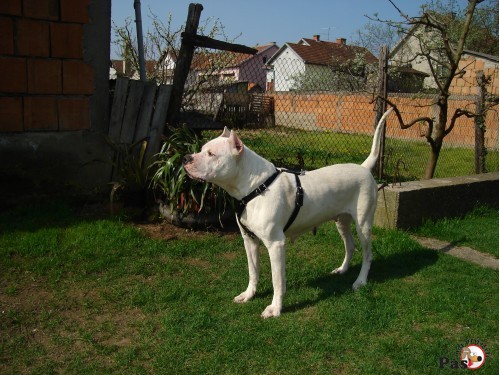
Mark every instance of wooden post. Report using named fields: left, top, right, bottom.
left=166, top=3, right=204, bottom=126
left=474, top=70, right=487, bottom=174
left=165, top=3, right=257, bottom=129
left=374, top=45, right=389, bottom=179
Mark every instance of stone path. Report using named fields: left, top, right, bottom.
left=412, top=236, right=499, bottom=270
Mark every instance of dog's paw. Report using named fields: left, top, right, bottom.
left=331, top=266, right=347, bottom=275
left=261, top=305, right=281, bottom=318
left=352, top=279, right=367, bottom=291
left=233, top=291, right=254, bottom=304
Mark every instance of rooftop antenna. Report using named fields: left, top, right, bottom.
left=320, top=27, right=334, bottom=41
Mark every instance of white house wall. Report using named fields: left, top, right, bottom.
left=270, top=49, right=306, bottom=91
left=391, top=33, right=436, bottom=89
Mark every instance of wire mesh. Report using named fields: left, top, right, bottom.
left=178, top=49, right=499, bottom=182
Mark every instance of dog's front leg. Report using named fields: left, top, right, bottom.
left=261, top=238, right=286, bottom=318
left=234, top=235, right=260, bottom=304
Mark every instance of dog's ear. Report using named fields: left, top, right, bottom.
left=220, top=127, right=231, bottom=138
left=229, top=130, right=244, bottom=155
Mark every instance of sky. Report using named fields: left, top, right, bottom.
left=110, top=0, right=460, bottom=58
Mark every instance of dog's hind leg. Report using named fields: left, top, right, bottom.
left=331, top=214, right=356, bottom=275
left=234, top=235, right=260, bottom=304
left=352, top=216, right=373, bottom=291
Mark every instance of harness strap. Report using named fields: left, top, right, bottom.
left=236, top=169, right=304, bottom=238
left=239, top=170, right=281, bottom=206
left=283, top=173, right=304, bottom=232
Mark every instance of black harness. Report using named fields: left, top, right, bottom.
left=235, top=169, right=305, bottom=238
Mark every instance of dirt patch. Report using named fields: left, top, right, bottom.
left=133, top=220, right=239, bottom=242
left=79, top=201, right=240, bottom=242
left=134, top=221, right=205, bottom=241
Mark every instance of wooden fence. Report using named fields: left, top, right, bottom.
left=108, top=77, right=172, bottom=162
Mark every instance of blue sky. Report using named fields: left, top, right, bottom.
left=110, top=0, right=459, bottom=58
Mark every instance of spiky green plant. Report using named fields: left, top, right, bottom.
left=150, top=125, right=233, bottom=217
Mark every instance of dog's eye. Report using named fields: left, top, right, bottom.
left=207, top=151, right=215, bottom=157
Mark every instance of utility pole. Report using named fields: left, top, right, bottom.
left=134, top=0, right=146, bottom=81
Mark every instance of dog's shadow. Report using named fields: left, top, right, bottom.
left=282, top=247, right=439, bottom=314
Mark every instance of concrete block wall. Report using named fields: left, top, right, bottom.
left=450, top=55, right=499, bottom=96
left=374, top=172, right=499, bottom=229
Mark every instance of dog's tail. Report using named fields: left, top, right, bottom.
left=361, top=108, right=393, bottom=171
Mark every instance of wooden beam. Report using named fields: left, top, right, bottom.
left=181, top=32, right=258, bottom=55
left=166, top=3, right=258, bottom=128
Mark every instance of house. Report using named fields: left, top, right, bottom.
left=110, top=56, right=174, bottom=83
left=188, top=43, right=279, bottom=92
left=265, top=35, right=378, bottom=92
left=110, top=43, right=279, bottom=90
left=387, top=65, right=429, bottom=93
left=390, top=24, right=499, bottom=95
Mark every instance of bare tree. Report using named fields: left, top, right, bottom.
left=354, top=20, right=401, bottom=55
left=112, top=10, right=238, bottom=85
left=374, top=0, right=498, bottom=179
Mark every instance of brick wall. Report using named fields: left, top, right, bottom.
left=270, top=92, right=499, bottom=149
left=0, top=0, right=93, bottom=132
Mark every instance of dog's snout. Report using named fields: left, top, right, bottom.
left=183, top=154, right=193, bottom=165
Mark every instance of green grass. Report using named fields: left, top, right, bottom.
left=412, top=205, right=499, bottom=257
left=1, top=201, right=498, bottom=374
left=205, top=128, right=499, bottom=181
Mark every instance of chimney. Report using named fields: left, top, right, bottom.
left=336, top=38, right=346, bottom=45
left=313, top=34, right=320, bottom=42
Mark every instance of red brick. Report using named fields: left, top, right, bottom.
left=23, top=0, right=59, bottom=20
left=0, top=17, right=14, bottom=54
left=58, top=97, right=90, bottom=130
left=50, top=23, right=83, bottom=58
left=0, top=97, right=23, bottom=132
left=27, top=58, right=62, bottom=94
left=60, top=0, right=90, bottom=23
left=0, top=56, right=27, bottom=93
left=0, top=0, right=21, bottom=16
left=24, top=96, right=58, bottom=130
left=63, top=60, right=94, bottom=94
left=15, top=19, right=50, bottom=57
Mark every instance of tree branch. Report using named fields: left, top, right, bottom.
left=444, top=108, right=476, bottom=136
left=380, top=96, right=435, bottom=146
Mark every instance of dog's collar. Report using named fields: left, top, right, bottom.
left=236, top=168, right=305, bottom=238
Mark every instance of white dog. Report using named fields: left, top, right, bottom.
left=183, top=108, right=393, bottom=318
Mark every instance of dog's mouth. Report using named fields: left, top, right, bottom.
left=184, top=167, right=206, bottom=183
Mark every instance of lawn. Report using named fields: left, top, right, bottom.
left=0, top=201, right=498, bottom=374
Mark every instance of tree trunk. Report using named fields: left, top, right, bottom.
left=423, top=96, right=447, bottom=179
left=424, top=144, right=441, bottom=179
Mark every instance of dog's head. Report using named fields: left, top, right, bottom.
left=183, top=127, right=244, bottom=185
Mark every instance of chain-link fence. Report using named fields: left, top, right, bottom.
left=179, top=49, right=499, bottom=182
